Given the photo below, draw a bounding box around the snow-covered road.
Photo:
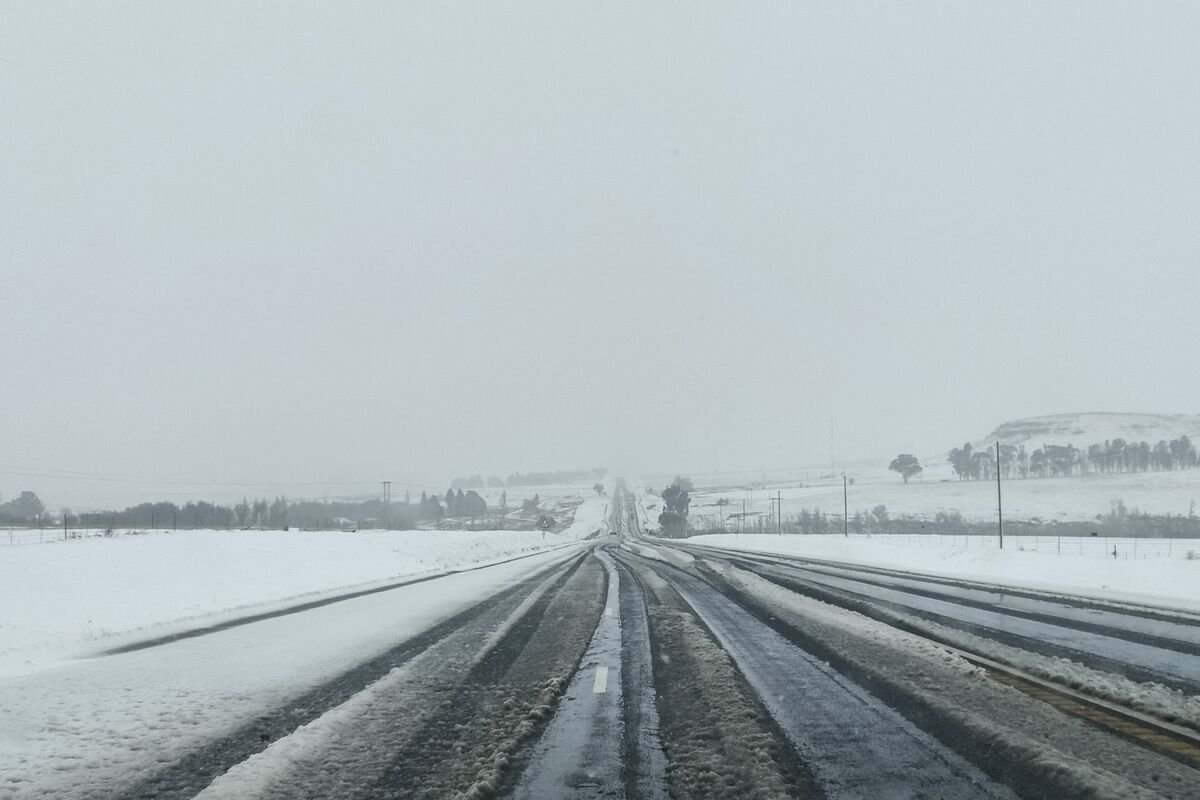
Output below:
[5,488,1200,799]
[0,545,585,799]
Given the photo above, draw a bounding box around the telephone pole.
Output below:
[843,474,849,537]
[382,481,391,530]
[995,443,1004,550]
[776,490,782,535]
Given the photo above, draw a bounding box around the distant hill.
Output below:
[973,413,1200,450]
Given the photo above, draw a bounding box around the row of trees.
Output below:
[0,488,546,531]
[949,435,1200,481]
[415,489,539,522]
[948,443,1022,480]
[1085,436,1198,473]
[0,490,45,522]
[450,468,606,490]
[2,497,290,530]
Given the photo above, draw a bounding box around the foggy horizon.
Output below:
[6,408,1200,511]
[5,4,1200,510]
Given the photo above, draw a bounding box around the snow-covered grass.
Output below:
[687,468,1200,526]
[560,494,610,538]
[0,526,94,546]
[685,533,1200,612]
[0,526,582,678]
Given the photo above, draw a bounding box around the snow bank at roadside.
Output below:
[559,495,609,539]
[685,533,1200,612]
[631,485,660,533]
[0,528,574,677]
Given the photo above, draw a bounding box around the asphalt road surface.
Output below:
[6,488,1200,799]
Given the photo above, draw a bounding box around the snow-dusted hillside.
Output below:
[973,413,1200,450]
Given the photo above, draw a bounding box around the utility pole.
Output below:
[843,474,849,537]
[777,490,782,535]
[995,442,1004,550]
[382,481,391,530]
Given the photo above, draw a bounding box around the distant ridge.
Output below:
[973,413,1200,449]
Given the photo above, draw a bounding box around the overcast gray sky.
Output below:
[3,2,1199,508]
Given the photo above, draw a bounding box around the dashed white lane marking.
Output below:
[593,665,609,694]
[605,606,613,617]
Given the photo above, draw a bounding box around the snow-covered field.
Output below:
[646,413,1200,530]
[686,468,1200,527]
[0,518,599,679]
[560,493,611,538]
[686,533,1200,612]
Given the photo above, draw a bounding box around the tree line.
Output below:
[0,488,544,531]
[947,436,1199,481]
[450,468,606,490]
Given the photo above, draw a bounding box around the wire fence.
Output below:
[0,518,550,546]
[0,525,352,546]
[0,526,180,546]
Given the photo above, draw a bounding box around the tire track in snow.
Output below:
[115,551,586,800]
